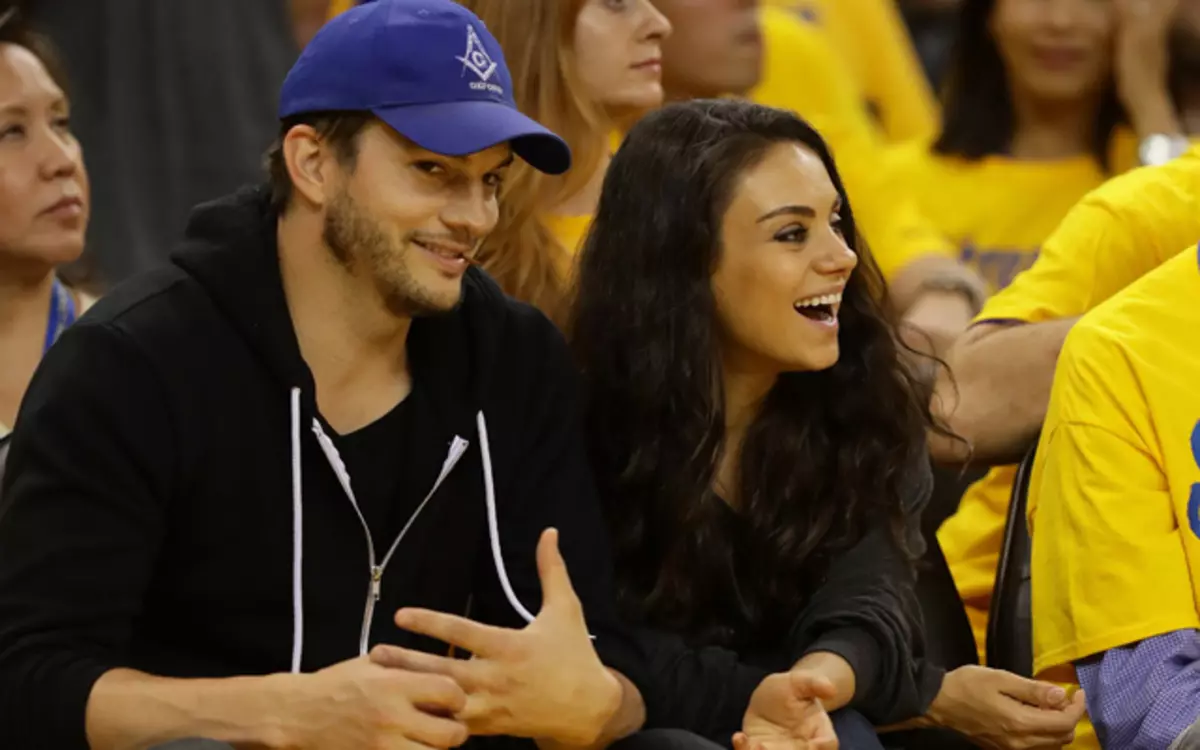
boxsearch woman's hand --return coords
[736,670,840,750]
[926,665,1087,749]
[1114,0,1183,138]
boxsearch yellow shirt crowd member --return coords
[938,146,1200,669]
[885,144,1107,294]
[751,8,956,281]
[762,0,939,145]
[1028,245,1200,750]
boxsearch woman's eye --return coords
[830,212,845,236]
[0,124,26,142]
[775,225,809,243]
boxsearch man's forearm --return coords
[536,670,645,750]
[930,317,1079,466]
[86,668,294,750]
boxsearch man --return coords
[1028,244,1200,750]
[0,2,856,748]
[931,146,1200,664]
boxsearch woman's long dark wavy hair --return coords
[569,100,933,647]
[934,0,1124,169]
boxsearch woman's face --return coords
[711,141,858,375]
[0,43,88,268]
[573,0,673,113]
[991,0,1115,103]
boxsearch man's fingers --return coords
[394,608,509,657]
[399,708,471,749]
[369,645,479,690]
[996,672,1069,708]
[790,669,838,702]
[536,528,582,614]
[732,731,750,750]
[1004,700,1084,736]
[381,668,468,714]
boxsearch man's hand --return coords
[734,670,840,750]
[927,665,1086,749]
[281,656,469,749]
[378,529,622,746]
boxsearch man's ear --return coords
[283,124,335,208]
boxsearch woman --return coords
[0,13,92,439]
[459,0,670,323]
[571,100,1085,749]
[931,0,1187,669]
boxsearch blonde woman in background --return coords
[457,0,670,323]
[0,16,92,439]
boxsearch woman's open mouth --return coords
[794,292,842,326]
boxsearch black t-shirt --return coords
[333,388,419,552]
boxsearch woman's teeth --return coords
[793,292,842,310]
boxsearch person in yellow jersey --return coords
[1027,244,1200,750]
[933,146,1200,680]
[762,0,941,146]
[889,0,1187,296]
[452,0,670,325]
[657,0,989,360]
[908,0,1184,669]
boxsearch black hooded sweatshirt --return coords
[0,187,778,748]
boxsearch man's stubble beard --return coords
[322,189,462,318]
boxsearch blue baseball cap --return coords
[279,0,571,175]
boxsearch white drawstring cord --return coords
[288,403,567,672]
[289,387,305,674]
[477,411,537,624]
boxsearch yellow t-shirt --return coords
[938,147,1200,666]
[327,0,355,18]
[543,213,592,281]
[1027,246,1200,750]
[750,8,955,281]
[980,145,1200,324]
[764,0,939,145]
[919,149,1106,660]
[886,144,1108,294]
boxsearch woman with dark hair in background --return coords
[928,0,1189,669]
[0,10,92,439]
[571,98,1086,750]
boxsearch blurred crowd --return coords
[1,0,1199,749]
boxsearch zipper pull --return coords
[371,565,383,601]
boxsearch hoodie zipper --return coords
[310,420,470,656]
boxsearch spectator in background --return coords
[23,0,298,286]
[1170,0,1200,133]
[0,12,91,439]
[899,0,963,89]
[456,0,670,324]
[655,0,988,361]
[1028,244,1200,750]
[763,0,942,146]
[931,0,1189,668]
[572,98,1086,750]
[929,141,1200,748]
